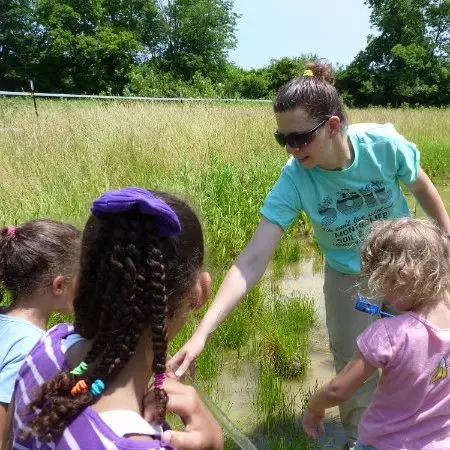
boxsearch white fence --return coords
[0,90,271,103]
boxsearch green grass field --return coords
[1,98,449,448]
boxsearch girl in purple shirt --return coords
[8,188,223,450]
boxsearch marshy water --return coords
[213,257,347,449]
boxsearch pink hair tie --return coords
[6,226,16,236]
[154,373,165,389]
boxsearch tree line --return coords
[1,0,449,106]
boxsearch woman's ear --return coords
[328,115,341,137]
[192,272,211,310]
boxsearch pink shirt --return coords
[357,312,450,449]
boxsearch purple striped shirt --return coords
[12,323,174,450]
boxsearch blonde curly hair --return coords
[361,218,450,310]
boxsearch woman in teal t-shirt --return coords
[168,60,450,449]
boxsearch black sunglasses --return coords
[274,118,330,149]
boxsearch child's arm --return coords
[0,395,13,450]
[302,350,376,439]
[0,403,7,445]
[407,169,450,234]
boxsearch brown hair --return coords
[0,220,80,303]
[273,59,347,126]
[361,218,450,309]
[25,191,204,441]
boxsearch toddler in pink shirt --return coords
[302,217,450,450]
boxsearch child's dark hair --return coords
[273,59,347,126]
[25,190,204,441]
[0,220,81,304]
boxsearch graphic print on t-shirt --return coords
[317,181,394,247]
[431,356,448,383]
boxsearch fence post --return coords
[30,80,39,118]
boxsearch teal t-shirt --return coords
[260,123,420,274]
[0,314,44,403]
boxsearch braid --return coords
[84,234,128,367]
[88,220,145,380]
[23,373,92,441]
[144,224,169,423]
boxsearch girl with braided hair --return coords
[0,220,80,443]
[6,188,223,450]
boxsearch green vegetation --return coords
[338,0,450,107]
[1,100,449,447]
[259,296,315,378]
[253,361,314,449]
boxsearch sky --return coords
[228,0,373,70]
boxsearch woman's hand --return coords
[144,378,223,450]
[166,332,207,378]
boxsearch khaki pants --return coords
[323,263,380,448]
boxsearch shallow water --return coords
[280,259,347,448]
[208,257,345,448]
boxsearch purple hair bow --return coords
[91,187,181,237]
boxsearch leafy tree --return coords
[425,0,450,58]
[0,0,38,90]
[33,0,155,93]
[338,0,450,106]
[158,0,238,80]
[102,0,164,59]
[0,0,161,93]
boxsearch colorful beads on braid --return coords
[70,380,88,396]
[70,378,106,397]
[70,361,88,376]
[154,373,165,389]
[90,379,106,396]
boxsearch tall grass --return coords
[1,100,448,232]
[2,99,449,446]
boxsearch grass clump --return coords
[252,360,314,449]
[260,296,316,378]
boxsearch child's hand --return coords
[301,408,325,439]
[144,378,223,450]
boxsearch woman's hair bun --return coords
[304,59,335,85]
